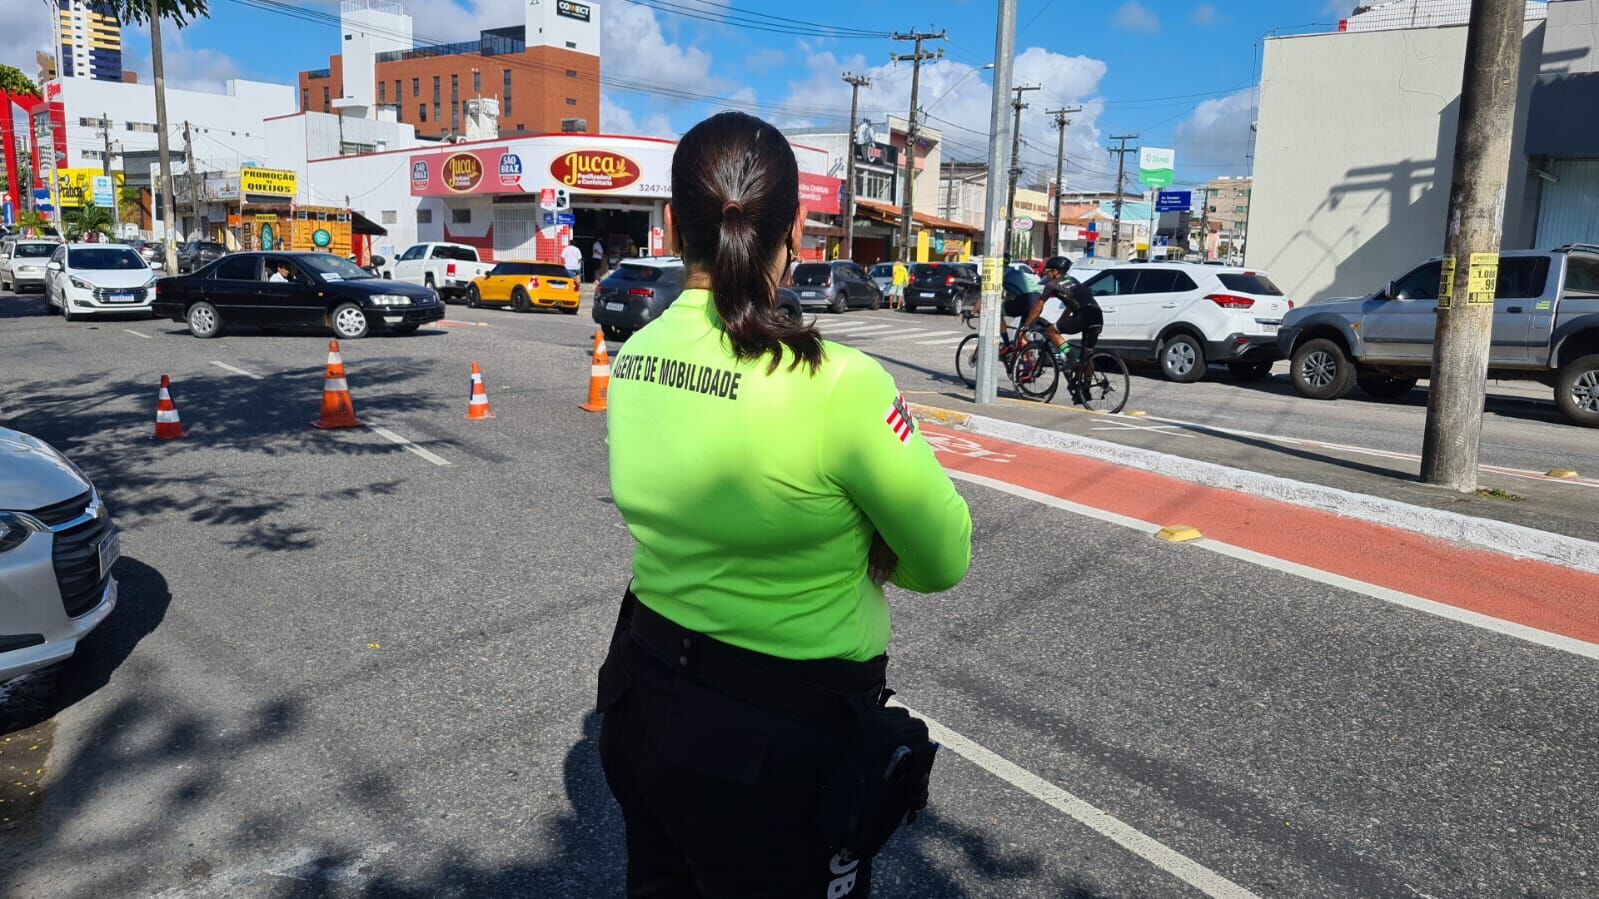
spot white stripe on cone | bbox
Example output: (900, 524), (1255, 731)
(592, 364), (610, 377)
(469, 394), (489, 406)
(156, 409), (181, 423)
(158, 388), (173, 401)
(324, 378), (349, 392)
(328, 352), (343, 365)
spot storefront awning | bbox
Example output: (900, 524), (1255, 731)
(854, 199), (980, 234)
(351, 209), (388, 236)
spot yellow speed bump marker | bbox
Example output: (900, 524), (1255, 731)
(1546, 468), (1580, 480)
(1154, 525), (1203, 543)
(1125, 410), (1148, 417)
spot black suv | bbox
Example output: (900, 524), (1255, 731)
(907, 262), (980, 315)
(176, 241), (226, 274)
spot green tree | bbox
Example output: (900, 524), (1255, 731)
(15, 210), (52, 237)
(0, 64), (39, 98)
(65, 206), (115, 241)
(94, 0), (209, 26)
(118, 186), (144, 227)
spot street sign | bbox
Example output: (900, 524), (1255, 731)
(1155, 190), (1191, 213)
(556, 211), (575, 226)
(539, 187), (557, 210)
(93, 175), (114, 208)
(1139, 147), (1176, 189)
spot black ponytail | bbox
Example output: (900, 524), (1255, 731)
(672, 111), (824, 374)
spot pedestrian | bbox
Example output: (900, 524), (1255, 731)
(561, 240), (583, 283)
(599, 110), (971, 897)
(590, 238), (605, 282)
(889, 257), (910, 311)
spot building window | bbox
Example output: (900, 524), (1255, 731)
(473, 69), (481, 94)
(432, 76), (440, 104)
(419, 104), (427, 122)
(433, 102), (440, 123)
(417, 208), (433, 224)
(503, 69), (512, 116)
(565, 98), (577, 106)
(451, 207), (471, 225)
(395, 80), (402, 104)
(566, 69), (577, 78)
(412, 77), (419, 97)
(451, 74), (458, 101)
(82, 149), (102, 160)
(125, 121), (157, 132)
(381, 210), (397, 225)
(322, 86), (330, 110)
(452, 101), (459, 131)
(78, 116), (103, 127)
(378, 82), (386, 103)
(1233, 205), (1248, 214)
(301, 88), (308, 111)
(565, 41), (577, 48)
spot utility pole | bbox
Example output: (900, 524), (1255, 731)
(1196, 186), (1210, 260)
(974, 0), (1017, 405)
(100, 113), (119, 233)
(890, 30), (944, 263)
(1106, 134), (1139, 259)
(1420, 0), (1527, 492)
(841, 72), (871, 261)
(1002, 84), (1039, 261)
(1046, 106), (1080, 259)
(150, 0), (179, 273)
(183, 121), (199, 240)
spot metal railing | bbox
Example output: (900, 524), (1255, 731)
(374, 31), (524, 63)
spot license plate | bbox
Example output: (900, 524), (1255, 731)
(605, 302), (624, 312)
(97, 530), (121, 579)
(801, 290), (820, 298)
(109, 293), (136, 303)
(1259, 323), (1279, 334)
(920, 291), (935, 298)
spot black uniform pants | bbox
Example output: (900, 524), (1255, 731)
(599, 626), (875, 898)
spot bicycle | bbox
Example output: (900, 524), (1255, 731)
(955, 312), (1059, 401)
(1052, 343), (1131, 414)
(955, 312), (1130, 413)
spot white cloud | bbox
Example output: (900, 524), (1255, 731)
(603, 1), (725, 96)
(405, 0), (524, 43)
(0, 2), (54, 82)
(122, 25), (245, 94)
(600, 93), (676, 139)
(1190, 4), (1218, 26)
(1173, 88), (1257, 176)
(1112, 2), (1160, 33)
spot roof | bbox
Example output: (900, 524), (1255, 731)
(856, 199), (981, 233)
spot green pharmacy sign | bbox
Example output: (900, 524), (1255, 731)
(1138, 147), (1175, 189)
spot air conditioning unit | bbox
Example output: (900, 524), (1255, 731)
(561, 118), (589, 134)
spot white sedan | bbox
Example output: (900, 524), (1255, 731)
(44, 243), (159, 320)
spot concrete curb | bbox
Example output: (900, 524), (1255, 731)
(908, 402), (1599, 576)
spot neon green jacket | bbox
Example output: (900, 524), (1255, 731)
(607, 289), (972, 661)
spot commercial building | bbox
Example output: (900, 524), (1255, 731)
(1250, 0), (1599, 303)
(54, 0), (123, 83)
(1200, 176), (1250, 262)
(298, 0), (601, 140)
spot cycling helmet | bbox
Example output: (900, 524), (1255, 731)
(1043, 255), (1073, 276)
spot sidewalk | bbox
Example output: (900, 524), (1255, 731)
(906, 390), (1599, 544)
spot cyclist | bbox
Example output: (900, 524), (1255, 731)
(1022, 255), (1102, 361)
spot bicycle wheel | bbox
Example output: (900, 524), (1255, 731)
(1076, 351), (1130, 414)
(954, 334), (979, 388)
(1011, 336), (1060, 402)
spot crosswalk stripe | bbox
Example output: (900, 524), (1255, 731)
(819, 320), (891, 333)
(823, 325), (898, 337)
(916, 335), (971, 346)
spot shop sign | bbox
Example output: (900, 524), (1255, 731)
(411, 160), (430, 191)
(539, 187), (557, 210)
(241, 167), (297, 197)
(649, 226), (664, 256)
(498, 152), (523, 187)
(550, 150), (640, 191)
(444, 153), (485, 193)
(797, 172), (842, 215)
(557, 0), (591, 22)
(54, 169), (120, 208)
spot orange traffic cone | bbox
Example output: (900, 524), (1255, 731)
(579, 330), (610, 413)
(465, 360), (495, 420)
(153, 374), (185, 440)
(312, 339), (365, 429)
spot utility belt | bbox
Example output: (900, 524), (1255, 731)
(599, 588), (940, 858)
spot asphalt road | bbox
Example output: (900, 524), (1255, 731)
(2, 289), (1595, 897)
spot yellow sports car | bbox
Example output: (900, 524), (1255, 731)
(465, 262), (580, 314)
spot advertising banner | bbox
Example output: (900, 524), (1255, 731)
(241, 167), (298, 198)
(797, 172), (842, 215)
(409, 139), (674, 198)
(1138, 147), (1176, 189)
(55, 169), (122, 208)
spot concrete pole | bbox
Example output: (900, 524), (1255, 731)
(1046, 107), (1079, 257)
(841, 73), (870, 261)
(1420, 0), (1526, 492)
(102, 114), (119, 233)
(974, 0), (1017, 405)
(1002, 84), (1038, 261)
(1107, 135), (1138, 259)
(891, 31), (944, 262)
(150, 0), (179, 273)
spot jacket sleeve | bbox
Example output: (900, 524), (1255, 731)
(822, 354), (972, 593)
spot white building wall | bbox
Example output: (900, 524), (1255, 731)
(1249, 21), (1545, 304)
(57, 77), (296, 172)
(530, 0), (602, 55)
(340, 0), (413, 114)
(1542, 0), (1599, 73)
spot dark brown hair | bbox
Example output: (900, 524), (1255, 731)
(671, 111), (824, 374)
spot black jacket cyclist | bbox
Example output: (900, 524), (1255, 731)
(1022, 256), (1102, 357)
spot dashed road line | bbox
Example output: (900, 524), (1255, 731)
(917, 334), (970, 346)
(122, 329), (152, 339)
(209, 360), (264, 380)
(823, 324), (899, 337)
(897, 699), (1263, 899)
(367, 421), (451, 467)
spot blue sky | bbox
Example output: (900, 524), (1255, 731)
(2, 0), (1365, 188)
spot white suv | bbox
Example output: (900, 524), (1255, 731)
(44, 243), (159, 320)
(1077, 262), (1294, 382)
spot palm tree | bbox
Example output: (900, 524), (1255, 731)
(118, 186), (144, 228)
(65, 206), (115, 242)
(14, 210), (51, 238)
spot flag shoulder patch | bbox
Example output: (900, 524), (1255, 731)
(884, 392), (915, 444)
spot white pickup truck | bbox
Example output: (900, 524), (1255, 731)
(387, 242), (494, 303)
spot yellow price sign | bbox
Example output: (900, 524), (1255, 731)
(1467, 252), (1498, 305)
(981, 257), (1001, 294)
(1437, 256), (1456, 308)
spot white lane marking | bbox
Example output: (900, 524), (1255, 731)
(823, 324), (898, 337)
(871, 329), (952, 342)
(896, 700), (1263, 899)
(815, 320), (884, 332)
(209, 360), (263, 380)
(1091, 423), (1195, 440)
(944, 468), (1599, 660)
(917, 334), (970, 346)
(121, 328), (153, 339)
(367, 421), (451, 467)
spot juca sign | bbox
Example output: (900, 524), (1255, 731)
(444, 153), (484, 193)
(551, 150), (640, 191)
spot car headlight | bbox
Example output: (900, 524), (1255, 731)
(69, 276), (93, 290)
(368, 294), (413, 307)
(143, 275), (157, 289)
(0, 511), (44, 554)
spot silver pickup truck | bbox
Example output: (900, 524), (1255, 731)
(1277, 245), (1599, 427)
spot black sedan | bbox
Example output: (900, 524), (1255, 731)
(152, 251), (443, 339)
(906, 262), (980, 315)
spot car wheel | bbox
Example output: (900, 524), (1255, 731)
(905, 302), (917, 314)
(187, 301), (222, 338)
(1159, 333), (1206, 383)
(466, 284), (482, 308)
(331, 302), (370, 340)
(1555, 353), (1599, 427)
(602, 324), (629, 342)
(61, 294), (76, 322)
(870, 289), (881, 311)
(1227, 360), (1274, 381)
(949, 291), (966, 317)
(1356, 373), (1418, 400)
(1290, 337), (1355, 400)
(512, 288), (532, 313)
(830, 292), (846, 314)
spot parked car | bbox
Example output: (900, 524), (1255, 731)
(466, 261), (580, 314)
(790, 260), (881, 313)
(130, 240), (166, 268)
(175, 240), (226, 274)
(152, 251), (443, 339)
(43, 243), (159, 320)
(1278, 245), (1599, 426)
(867, 262), (895, 295)
(389, 242), (494, 302)
(1078, 262), (1293, 382)
(1, 238), (63, 293)
(592, 257), (686, 340)
(906, 262), (981, 315)
(776, 287), (802, 323)
(0, 426), (120, 683)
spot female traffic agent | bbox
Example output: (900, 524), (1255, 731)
(597, 111), (973, 896)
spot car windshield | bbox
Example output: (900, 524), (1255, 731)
(15, 243), (57, 258)
(791, 263), (833, 286)
(432, 245), (479, 261)
(869, 264), (893, 277)
(69, 248), (147, 270)
(490, 262), (570, 277)
(608, 263), (678, 283)
(296, 254), (374, 280)
(1216, 272), (1283, 296)
(192, 242), (225, 253)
